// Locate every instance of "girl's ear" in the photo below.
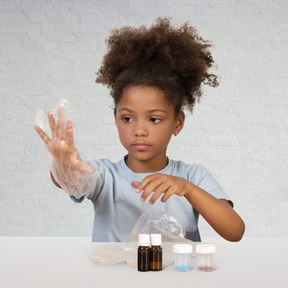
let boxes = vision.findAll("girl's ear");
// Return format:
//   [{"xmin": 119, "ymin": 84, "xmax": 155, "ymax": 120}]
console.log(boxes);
[{"xmin": 173, "ymin": 111, "xmax": 185, "ymax": 136}]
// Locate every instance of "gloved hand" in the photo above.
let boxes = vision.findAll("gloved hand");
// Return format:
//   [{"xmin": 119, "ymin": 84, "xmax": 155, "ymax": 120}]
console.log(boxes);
[{"xmin": 34, "ymin": 99, "xmax": 98, "ymax": 199}]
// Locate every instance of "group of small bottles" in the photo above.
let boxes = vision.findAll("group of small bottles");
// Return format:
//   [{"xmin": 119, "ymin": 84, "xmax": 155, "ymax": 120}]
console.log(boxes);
[
  {"xmin": 138, "ymin": 233, "xmax": 216, "ymax": 272},
  {"xmin": 137, "ymin": 234, "xmax": 162, "ymax": 272}
]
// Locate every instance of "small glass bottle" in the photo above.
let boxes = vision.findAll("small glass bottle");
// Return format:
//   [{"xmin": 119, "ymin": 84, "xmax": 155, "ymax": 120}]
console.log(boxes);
[
  {"xmin": 137, "ymin": 234, "xmax": 150, "ymax": 272},
  {"xmin": 150, "ymin": 234, "xmax": 162, "ymax": 271}
]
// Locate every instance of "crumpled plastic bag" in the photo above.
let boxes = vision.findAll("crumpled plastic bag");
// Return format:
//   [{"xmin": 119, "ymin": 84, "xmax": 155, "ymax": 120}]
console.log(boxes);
[
  {"xmin": 89, "ymin": 207, "xmax": 196, "ymax": 267},
  {"xmin": 34, "ymin": 99, "xmax": 98, "ymax": 199}
]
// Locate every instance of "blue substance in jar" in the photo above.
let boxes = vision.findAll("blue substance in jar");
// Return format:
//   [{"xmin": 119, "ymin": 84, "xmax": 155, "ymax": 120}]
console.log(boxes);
[{"xmin": 175, "ymin": 265, "xmax": 191, "ymax": 271}]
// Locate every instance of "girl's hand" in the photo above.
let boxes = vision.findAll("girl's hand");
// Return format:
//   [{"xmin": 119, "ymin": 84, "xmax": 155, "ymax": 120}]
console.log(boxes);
[
  {"xmin": 132, "ymin": 173, "xmax": 190, "ymax": 204},
  {"xmin": 34, "ymin": 108, "xmax": 88, "ymax": 173}
]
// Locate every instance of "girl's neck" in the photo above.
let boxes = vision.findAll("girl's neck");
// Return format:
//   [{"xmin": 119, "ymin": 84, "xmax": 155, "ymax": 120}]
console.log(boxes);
[{"xmin": 125, "ymin": 155, "xmax": 169, "ymax": 173}]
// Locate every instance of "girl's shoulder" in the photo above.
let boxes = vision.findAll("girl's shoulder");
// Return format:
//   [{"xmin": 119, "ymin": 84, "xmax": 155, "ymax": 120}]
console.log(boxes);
[
  {"xmin": 168, "ymin": 159, "xmax": 210, "ymax": 182},
  {"xmin": 169, "ymin": 159, "xmax": 207, "ymax": 173},
  {"xmin": 90, "ymin": 158, "xmax": 122, "ymax": 173}
]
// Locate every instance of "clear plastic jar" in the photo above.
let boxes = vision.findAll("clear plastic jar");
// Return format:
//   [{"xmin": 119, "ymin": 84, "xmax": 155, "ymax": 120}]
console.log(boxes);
[
  {"xmin": 173, "ymin": 244, "xmax": 193, "ymax": 271},
  {"xmin": 196, "ymin": 244, "xmax": 215, "ymax": 271}
]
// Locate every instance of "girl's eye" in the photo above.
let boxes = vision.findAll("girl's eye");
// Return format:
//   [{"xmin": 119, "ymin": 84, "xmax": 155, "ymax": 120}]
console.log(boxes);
[
  {"xmin": 122, "ymin": 116, "xmax": 132, "ymax": 123},
  {"xmin": 149, "ymin": 117, "xmax": 161, "ymax": 123}
]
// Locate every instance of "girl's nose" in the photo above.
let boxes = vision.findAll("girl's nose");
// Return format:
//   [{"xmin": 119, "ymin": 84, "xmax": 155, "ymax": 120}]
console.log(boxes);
[{"xmin": 134, "ymin": 121, "xmax": 148, "ymax": 137}]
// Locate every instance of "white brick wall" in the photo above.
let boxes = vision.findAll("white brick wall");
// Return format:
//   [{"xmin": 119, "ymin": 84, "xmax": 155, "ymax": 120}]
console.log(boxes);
[{"xmin": 1, "ymin": 0, "xmax": 288, "ymax": 238}]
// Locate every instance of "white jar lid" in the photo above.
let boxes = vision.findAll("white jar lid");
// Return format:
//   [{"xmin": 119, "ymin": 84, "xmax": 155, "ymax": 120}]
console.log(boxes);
[
  {"xmin": 138, "ymin": 234, "xmax": 150, "ymax": 246},
  {"xmin": 150, "ymin": 234, "xmax": 162, "ymax": 245},
  {"xmin": 173, "ymin": 244, "xmax": 193, "ymax": 254},
  {"xmin": 196, "ymin": 244, "xmax": 216, "ymax": 254}
]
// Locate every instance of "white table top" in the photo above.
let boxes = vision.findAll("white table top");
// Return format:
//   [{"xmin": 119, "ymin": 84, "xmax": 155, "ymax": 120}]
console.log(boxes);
[{"xmin": 0, "ymin": 237, "xmax": 287, "ymax": 288}]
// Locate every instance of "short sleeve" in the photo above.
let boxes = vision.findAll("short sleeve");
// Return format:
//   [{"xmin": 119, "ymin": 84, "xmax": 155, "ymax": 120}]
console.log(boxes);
[{"xmin": 192, "ymin": 165, "xmax": 233, "ymax": 207}]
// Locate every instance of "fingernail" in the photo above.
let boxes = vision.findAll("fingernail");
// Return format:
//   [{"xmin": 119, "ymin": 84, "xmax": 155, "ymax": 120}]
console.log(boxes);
[
  {"xmin": 141, "ymin": 197, "xmax": 145, "ymax": 202},
  {"xmin": 149, "ymin": 200, "xmax": 153, "ymax": 205},
  {"xmin": 136, "ymin": 188, "xmax": 140, "ymax": 193}
]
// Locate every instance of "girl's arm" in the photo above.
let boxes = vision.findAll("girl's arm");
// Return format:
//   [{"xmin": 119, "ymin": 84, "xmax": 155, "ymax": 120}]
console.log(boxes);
[
  {"xmin": 132, "ymin": 174, "xmax": 245, "ymax": 242},
  {"xmin": 50, "ymin": 171, "xmax": 62, "ymax": 189},
  {"xmin": 184, "ymin": 182, "xmax": 245, "ymax": 242}
]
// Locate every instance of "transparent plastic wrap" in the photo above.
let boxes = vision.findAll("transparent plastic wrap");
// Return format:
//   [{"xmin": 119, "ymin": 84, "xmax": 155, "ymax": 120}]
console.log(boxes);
[
  {"xmin": 89, "ymin": 207, "xmax": 196, "ymax": 267},
  {"xmin": 34, "ymin": 99, "xmax": 99, "ymax": 199}
]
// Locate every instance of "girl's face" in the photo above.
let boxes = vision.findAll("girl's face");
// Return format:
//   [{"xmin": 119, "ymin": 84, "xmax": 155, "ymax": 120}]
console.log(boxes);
[{"xmin": 114, "ymin": 85, "xmax": 185, "ymax": 173}]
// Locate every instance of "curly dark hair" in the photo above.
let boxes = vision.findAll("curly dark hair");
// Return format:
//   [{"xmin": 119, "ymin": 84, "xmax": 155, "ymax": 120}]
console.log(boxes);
[{"xmin": 96, "ymin": 17, "xmax": 218, "ymax": 114}]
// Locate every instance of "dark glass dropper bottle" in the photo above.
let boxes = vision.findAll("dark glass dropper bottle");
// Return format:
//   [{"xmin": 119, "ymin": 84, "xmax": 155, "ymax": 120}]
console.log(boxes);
[
  {"xmin": 138, "ymin": 234, "xmax": 150, "ymax": 272},
  {"xmin": 150, "ymin": 234, "xmax": 162, "ymax": 271}
]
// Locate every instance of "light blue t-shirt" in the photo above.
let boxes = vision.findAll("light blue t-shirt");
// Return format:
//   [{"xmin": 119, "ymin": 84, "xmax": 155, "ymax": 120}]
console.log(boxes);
[{"xmin": 73, "ymin": 157, "xmax": 231, "ymax": 242}]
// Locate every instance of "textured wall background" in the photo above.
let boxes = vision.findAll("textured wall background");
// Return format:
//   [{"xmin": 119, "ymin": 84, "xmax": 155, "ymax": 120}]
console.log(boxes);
[{"xmin": 1, "ymin": 0, "xmax": 288, "ymax": 238}]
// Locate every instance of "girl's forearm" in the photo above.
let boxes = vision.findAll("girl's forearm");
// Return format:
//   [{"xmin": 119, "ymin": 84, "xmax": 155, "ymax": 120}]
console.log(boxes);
[
  {"xmin": 50, "ymin": 171, "xmax": 62, "ymax": 189},
  {"xmin": 184, "ymin": 182, "xmax": 245, "ymax": 242},
  {"xmin": 49, "ymin": 162, "xmax": 99, "ymax": 199}
]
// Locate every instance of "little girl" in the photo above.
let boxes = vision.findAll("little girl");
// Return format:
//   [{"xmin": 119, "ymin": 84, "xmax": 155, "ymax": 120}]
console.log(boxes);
[{"xmin": 34, "ymin": 18, "xmax": 245, "ymax": 242}]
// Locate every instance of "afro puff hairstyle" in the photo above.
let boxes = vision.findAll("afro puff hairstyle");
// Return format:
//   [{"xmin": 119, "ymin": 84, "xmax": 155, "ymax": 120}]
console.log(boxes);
[{"xmin": 96, "ymin": 17, "xmax": 218, "ymax": 114}]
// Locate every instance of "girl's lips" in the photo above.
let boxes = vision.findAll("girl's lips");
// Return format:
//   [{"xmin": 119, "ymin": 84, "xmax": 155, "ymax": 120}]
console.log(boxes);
[{"xmin": 133, "ymin": 144, "xmax": 150, "ymax": 151}]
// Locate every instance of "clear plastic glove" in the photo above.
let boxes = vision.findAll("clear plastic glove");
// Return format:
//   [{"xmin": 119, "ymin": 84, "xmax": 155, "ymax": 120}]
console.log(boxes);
[
  {"xmin": 90, "ymin": 243, "xmax": 137, "ymax": 266},
  {"xmin": 89, "ymin": 207, "xmax": 196, "ymax": 267},
  {"xmin": 34, "ymin": 99, "xmax": 98, "ymax": 199},
  {"xmin": 126, "ymin": 207, "xmax": 186, "ymax": 242}
]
